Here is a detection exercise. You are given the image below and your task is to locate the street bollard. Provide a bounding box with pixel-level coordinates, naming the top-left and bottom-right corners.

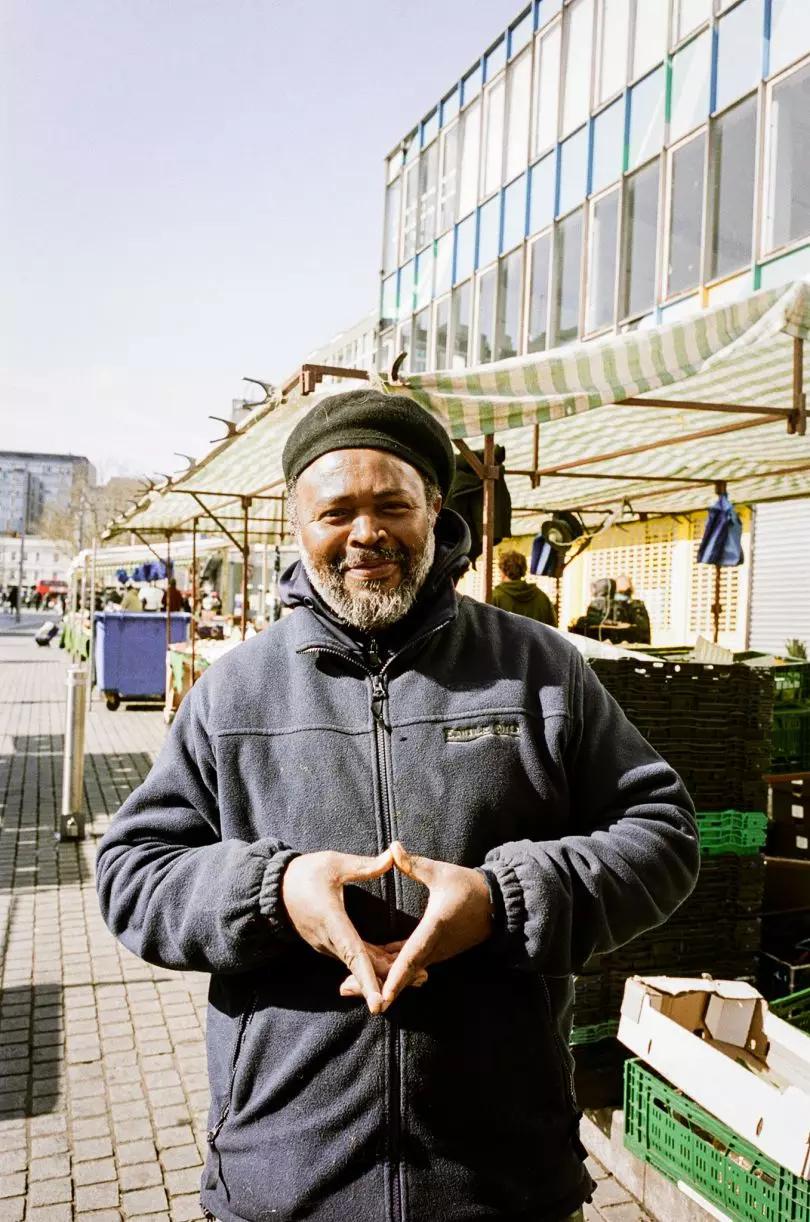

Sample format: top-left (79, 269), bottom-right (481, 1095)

top-left (60, 665), bottom-right (87, 840)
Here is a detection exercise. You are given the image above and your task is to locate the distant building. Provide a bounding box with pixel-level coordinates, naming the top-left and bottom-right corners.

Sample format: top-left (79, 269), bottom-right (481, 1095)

top-left (0, 452), bottom-right (95, 536)
top-left (0, 536), bottom-right (70, 589)
top-left (301, 309), bottom-right (380, 386)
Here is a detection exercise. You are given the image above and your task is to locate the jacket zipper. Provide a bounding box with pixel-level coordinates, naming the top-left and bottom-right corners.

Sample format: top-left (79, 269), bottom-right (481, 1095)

top-left (540, 975), bottom-right (578, 1116)
top-left (205, 993), bottom-right (258, 1186)
top-left (300, 619), bottom-right (453, 1222)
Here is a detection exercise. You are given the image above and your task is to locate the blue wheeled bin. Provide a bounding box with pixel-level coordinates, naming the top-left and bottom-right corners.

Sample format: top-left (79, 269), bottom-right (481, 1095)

top-left (94, 612), bottom-right (191, 710)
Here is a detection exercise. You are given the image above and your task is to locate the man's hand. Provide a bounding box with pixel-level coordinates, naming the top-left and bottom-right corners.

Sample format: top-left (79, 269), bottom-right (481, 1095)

top-left (379, 842), bottom-right (492, 1010)
top-left (282, 848), bottom-right (394, 1014)
top-left (339, 941), bottom-right (428, 1000)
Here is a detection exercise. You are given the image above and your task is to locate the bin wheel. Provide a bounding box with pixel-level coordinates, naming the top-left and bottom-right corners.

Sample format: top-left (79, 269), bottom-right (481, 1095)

top-left (104, 692), bottom-right (121, 711)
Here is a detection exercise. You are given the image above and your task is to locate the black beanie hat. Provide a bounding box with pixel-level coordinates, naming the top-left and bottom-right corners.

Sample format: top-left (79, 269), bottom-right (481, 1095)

top-left (282, 388), bottom-right (455, 499)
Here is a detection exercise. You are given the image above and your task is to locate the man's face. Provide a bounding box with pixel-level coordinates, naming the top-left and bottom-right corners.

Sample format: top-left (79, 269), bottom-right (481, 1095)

top-left (292, 448), bottom-right (441, 631)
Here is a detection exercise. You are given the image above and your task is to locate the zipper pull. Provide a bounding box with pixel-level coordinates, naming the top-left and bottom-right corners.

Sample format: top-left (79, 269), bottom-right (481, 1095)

top-left (371, 672), bottom-right (389, 728)
top-left (368, 637), bottom-right (382, 670)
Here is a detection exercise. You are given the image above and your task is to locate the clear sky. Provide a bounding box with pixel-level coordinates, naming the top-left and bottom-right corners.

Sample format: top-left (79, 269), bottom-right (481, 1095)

top-left (1, 0), bottom-right (523, 482)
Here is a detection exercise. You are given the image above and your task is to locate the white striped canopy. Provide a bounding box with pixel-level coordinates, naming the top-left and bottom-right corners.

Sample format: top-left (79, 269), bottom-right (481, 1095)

top-left (105, 282), bottom-right (810, 538)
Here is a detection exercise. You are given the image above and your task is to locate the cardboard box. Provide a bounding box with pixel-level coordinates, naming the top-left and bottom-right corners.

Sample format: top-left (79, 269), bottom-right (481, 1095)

top-left (618, 975), bottom-right (810, 1179)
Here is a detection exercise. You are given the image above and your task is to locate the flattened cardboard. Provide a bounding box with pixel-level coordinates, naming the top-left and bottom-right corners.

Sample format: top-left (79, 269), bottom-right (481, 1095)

top-left (618, 975), bottom-right (810, 1179)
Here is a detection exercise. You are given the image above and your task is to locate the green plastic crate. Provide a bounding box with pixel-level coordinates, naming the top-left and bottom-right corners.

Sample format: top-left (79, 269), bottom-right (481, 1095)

top-left (569, 1019), bottom-right (618, 1047)
top-left (696, 810), bottom-right (768, 857)
top-left (772, 709), bottom-right (810, 773)
top-left (771, 987), bottom-right (810, 1034)
top-left (773, 664), bottom-right (810, 706)
top-left (624, 1059), bottom-right (810, 1222)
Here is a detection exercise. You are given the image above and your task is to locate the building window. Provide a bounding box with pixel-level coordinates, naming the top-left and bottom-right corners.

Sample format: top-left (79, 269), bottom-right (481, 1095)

top-left (552, 208), bottom-right (584, 345)
top-left (399, 260), bottom-right (415, 322)
top-left (586, 188), bottom-right (620, 333)
top-left (477, 195), bottom-right (500, 269)
top-left (667, 132), bottom-right (706, 298)
top-left (415, 246), bottom-right (434, 311)
top-left (715, 0), bottom-right (763, 114)
top-left (598, 0), bottom-right (630, 105)
top-left (496, 249), bottom-right (523, 360)
top-left (628, 68), bottom-right (665, 169)
top-left (458, 99), bottom-right (482, 219)
top-left (505, 47), bottom-right (532, 183)
top-left (631, 0), bottom-right (668, 80)
top-left (398, 320), bottom-right (412, 374)
top-left (378, 328), bottom-right (396, 372)
top-left (438, 122), bottom-right (459, 233)
top-left (442, 86), bottom-right (460, 125)
top-left (533, 20), bottom-right (562, 156)
top-left (381, 274), bottom-right (398, 326)
top-left (510, 8), bottom-right (533, 56)
top-left (422, 109), bottom-right (439, 147)
top-left (450, 281), bottom-right (472, 367)
top-left (482, 78), bottom-right (506, 198)
top-left (462, 61), bottom-right (483, 106)
top-left (402, 163), bottom-right (419, 261)
top-left (529, 152), bottom-right (556, 235)
top-left (383, 178), bottom-right (401, 273)
top-left (455, 214), bottom-right (476, 282)
top-left (476, 268), bottom-right (497, 363)
top-left (706, 94), bottom-right (757, 281)
top-left (434, 297), bottom-right (450, 369)
top-left (485, 36), bottom-right (507, 81)
top-left (621, 158), bottom-right (660, 318)
top-left (435, 231), bottom-right (453, 298)
top-left (412, 308), bottom-right (430, 373)
top-left (764, 61), bottom-right (810, 253)
top-left (503, 173), bottom-right (527, 252)
top-left (562, 0), bottom-right (595, 135)
top-left (769, 0), bottom-right (810, 79)
top-left (417, 141), bottom-right (438, 249)
top-left (591, 98), bottom-right (625, 194)
top-left (670, 32), bottom-right (711, 143)
top-left (558, 125), bottom-right (589, 217)
top-left (674, 0), bottom-right (711, 42)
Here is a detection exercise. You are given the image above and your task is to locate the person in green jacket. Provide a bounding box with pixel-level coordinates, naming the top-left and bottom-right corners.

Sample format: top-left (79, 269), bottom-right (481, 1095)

top-left (491, 549), bottom-right (557, 625)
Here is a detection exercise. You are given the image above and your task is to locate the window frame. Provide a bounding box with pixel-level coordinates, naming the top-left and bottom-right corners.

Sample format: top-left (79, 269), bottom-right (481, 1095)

top-left (628, 0), bottom-right (672, 86)
top-left (550, 204), bottom-right (587, 346)
top-left (561, 0), bottom-right (597, 137)
top-left (494, 245), bottom-right (526, 361)
top-left (481, 70), bottom-right (508, 201)
top-left (761, 56), bottom-right (810, 259)
top-left (663, 126), bottom-right (709, 301)
top-left (532, 15), bottom-right (563, 159)
top-left (619, 155), bottom-right (664, 324)
top-left (704, 88), bottom-right (760, 287)
top-left (432, 294), bottom-right (451, 370)
top-left (449, 279), bottom-right (474, 368)
top-left (584, 183), bottom-right (623, 336)
top-left (596, 0), bottom-right (632, 107)
top-left (523, 227), bottom-right (555, 353)
top-left (473, 263), bottom-right (499, 364)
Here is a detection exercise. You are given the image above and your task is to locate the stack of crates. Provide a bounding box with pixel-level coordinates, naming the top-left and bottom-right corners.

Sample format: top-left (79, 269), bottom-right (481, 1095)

top-left (623, 987), bottom-right (810, 1221)
top-left (770, 662), bottom-right (810, 774)
top-left (570, 660), bottom-right (772, 1051)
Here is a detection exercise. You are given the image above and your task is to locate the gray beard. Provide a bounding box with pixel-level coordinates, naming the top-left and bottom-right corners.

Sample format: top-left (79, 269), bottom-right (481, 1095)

top-left (298, 531), bottom-right (436, 632)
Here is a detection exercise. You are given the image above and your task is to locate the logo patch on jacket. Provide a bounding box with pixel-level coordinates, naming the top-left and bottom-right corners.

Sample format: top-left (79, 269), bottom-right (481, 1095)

top-left (444, 722), bottom-right (520, 743)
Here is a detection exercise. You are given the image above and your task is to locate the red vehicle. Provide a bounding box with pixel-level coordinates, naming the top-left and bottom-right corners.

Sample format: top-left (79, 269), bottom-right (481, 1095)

top-left (36, 579), bottom-right (68, 600)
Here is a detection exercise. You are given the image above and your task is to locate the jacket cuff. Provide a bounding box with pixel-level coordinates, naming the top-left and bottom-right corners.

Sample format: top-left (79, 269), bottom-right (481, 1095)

top-left (258, 849), bottom-right (301, 936)
top-left (478, 861), bottom-right (527, 951)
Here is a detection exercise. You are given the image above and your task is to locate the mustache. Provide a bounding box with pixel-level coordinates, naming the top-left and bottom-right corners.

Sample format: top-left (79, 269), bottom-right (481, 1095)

top-left (334, 546), bottom-right (408, 574)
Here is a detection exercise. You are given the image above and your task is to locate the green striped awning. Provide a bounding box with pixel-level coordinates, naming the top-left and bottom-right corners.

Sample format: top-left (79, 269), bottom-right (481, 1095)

top-left (104, 281), bottom-right (810, 538)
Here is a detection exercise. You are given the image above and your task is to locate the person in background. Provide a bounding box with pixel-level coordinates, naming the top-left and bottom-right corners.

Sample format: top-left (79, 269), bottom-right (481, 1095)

top-left (140, 581), bottom-right (162, 612)
top-left (161, 577), bottom-right (184, 613)
top-left (491, 549), bottom-right (556, 624)
top-left (615, 574), bottom-right (651, 645)
top-left (120, 583), bottom-right (141, 612)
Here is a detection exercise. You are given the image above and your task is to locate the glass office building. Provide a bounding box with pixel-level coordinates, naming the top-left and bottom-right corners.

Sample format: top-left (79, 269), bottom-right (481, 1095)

top-left (378, 0), bottom-right (810, 375)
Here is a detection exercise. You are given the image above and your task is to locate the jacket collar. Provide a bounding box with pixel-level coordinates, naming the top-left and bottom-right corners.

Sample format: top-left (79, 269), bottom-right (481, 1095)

top-left (281, 509), bottom-right (471, 665)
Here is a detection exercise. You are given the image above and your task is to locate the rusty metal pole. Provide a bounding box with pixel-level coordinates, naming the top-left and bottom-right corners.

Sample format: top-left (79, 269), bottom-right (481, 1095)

top-left (482, 433), bottom-right (496, 604)
top-left (241, 497), bottom-right (251, 640)
top-left (191, 517), bottom-right (197, 686)
top-left (712, 565), bottom-right (722, 644)
top-left (793, 336), bottom-right (807, 435)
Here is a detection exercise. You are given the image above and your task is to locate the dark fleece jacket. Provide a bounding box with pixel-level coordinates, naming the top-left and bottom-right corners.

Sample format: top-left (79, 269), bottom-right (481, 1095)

top-left (95, 510), bottom-right (699, 1222)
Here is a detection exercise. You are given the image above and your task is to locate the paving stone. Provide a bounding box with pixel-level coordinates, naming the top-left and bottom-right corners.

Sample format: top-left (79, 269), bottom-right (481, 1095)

top-left (0, 1171), bottom-right (26, 1198)
top-left (0, 1197), bottom-right (24, 1222)
top-left (71, 1116), bottom-right (111, 1141)
top-left (29, 1154), bottom-right (71, 1181)
top-left (122, 1185), bottom-right (169, 1215)
top-left (170, 1195), bottom-right (205, 1221)
top-left (119, 1161), bottom-right (164, 1191)
top-left (28, 1205), bottom-right (74, 1222)
top-left (159, 1144), bottom-right (201, 1172)
top-left (75, 1212), bottom-right (121, 1222)
top-left (594, 1177), bottom-right (634, 1208)
top-left (28, 1176), bottom-right (73, 1206)
top-left (116, 1139), bottom-right (159, 1166)
top-left (156, 1126), bottom-right (194, 1151)
top-left (75, 1180), bottom-right (121, 1211)
top-left (0, 1149), bottom-right (27, 1174)
top-left (165, 1165), bottom-right (202, 1195)
top-left (31, 1134), bottom-right (70, 1158)
top-left (73, 1156), bottom-right (118, 1185)
top-left (72, 1135), bottom-right (114, 1162)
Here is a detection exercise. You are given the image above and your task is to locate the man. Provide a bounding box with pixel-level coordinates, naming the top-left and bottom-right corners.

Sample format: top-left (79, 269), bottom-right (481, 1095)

top-left (140, 580), bottom-right (162, 612)
top-left (120, 582), bottom-right (141, 612)
top-left (96, 389), bottom-right (698, 1222)
top-left (492, 549), bottom-right (556, 624)
top-left (162, 576), bottom-right (185, 613)
top-left (614, 574), bottom-right (651, 645)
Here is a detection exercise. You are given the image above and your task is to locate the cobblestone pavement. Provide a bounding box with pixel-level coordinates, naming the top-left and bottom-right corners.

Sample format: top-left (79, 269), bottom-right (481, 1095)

top-left (0, 615), bottom-right (651, 1221)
